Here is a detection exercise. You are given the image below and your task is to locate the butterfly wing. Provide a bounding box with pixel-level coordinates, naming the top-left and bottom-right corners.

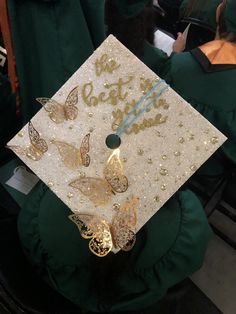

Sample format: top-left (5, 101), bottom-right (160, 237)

top-left (51, 140), bottom-right (81, 169)
top-left (111, 197), bottom-right (139, 251)
top-left (69, 214), bottom-right (112, 257)
top-left (28, 121), bottom-right (48, 153)
top-left (64, 86), bottom-right (79, 120)
top-left (69, 177), bottom-right (113, 206)
top-left (104, 152), bottom-right (128, 193)
top-left (80, 133), bottom-right (90, 167)
top-left (36, 98), bottom-right (66, 123)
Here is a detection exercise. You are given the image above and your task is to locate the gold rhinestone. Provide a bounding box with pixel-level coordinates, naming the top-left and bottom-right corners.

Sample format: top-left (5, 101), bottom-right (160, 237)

top-left (48, 181), bottom-right (54, 187)
top-left (89, 127), bottom-right (94, 132)
top-left (137, 148), bottom-right (144, 156)
top-left (161, 184), bottom-right (167, 191)
top-left (122, 157), bottom-right (127, 163)
top-left (190, 165), bottom-right (197, 171)
top-left (113, 203), bottom-right (120, 210)
top-left (17, 132), bottom-right (24, 137)
top-left (88, 112), bottom-right (93, 117)
top-left (162, 155), bottom-right (167, 160)
top-left (179, 137), bottom-right (185, 143)
top-left (174, 151), bottom-right (181, 156)
top-left (160, 168), bottom-right (168, 176)
top-left (154, 196), bottom-right (160, 202)
top-left (211, 136), bottom-right (219, 144)
top-left (67, 192), bottom-right (74, 199)
top-left (147, 158), bottom-right (153, 164)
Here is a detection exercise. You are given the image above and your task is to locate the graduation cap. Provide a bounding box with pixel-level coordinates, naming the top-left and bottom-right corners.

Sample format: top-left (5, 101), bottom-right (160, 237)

top-left (8, 35), bottom-right (226, 256)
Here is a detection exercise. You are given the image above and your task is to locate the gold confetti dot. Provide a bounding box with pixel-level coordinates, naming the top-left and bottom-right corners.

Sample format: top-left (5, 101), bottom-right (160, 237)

top-left (154, 196), bottom-right (160, 202)
top-left (67, 192), bottom-right (74, 199)
top-left (17, 132), bottom-right (24, 137)
top-left (162, 155), bottom-right (167, 160)
top-left (161, 184), bottom-right (167, 191)
top-left (113, 203), bottom-right (120, 210)
top-left (160, 168), bottom-right (168, 176)
top-left (179, 137), bottom-right (185, 143)
top-left (137, 148), bottom-right (144, 156)
top-left (211, 136), bottom-right (219, 144)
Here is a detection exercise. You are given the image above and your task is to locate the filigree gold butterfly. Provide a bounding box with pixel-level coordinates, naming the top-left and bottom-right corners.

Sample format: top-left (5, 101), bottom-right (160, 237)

top-left (36, 86), bottom-right (79, 123)
top-left (68, 197), bottom-right (139, 257)
top-left (7, 121), bottom-right (48, 161)
top-left (51, 133), bottom-right (90, 169)
top-left (69, 149), bottom-right (128, 206)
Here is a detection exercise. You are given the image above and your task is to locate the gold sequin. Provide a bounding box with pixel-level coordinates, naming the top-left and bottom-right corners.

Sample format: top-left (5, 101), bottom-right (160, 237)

top-left (159, 168), bottom-right (168, 176)
top-left (88, 112), bottom-right (94, 117)
top-left (67, 192), bottom-right (74, 198)
top-left (211, 136), bottom-right (219, 144)
top-left (137, 148), bottom-right (144, 156)
top-left (113, 203), bottom-right (120, 210)
top-left (48, 181), bottom-right (54, 187)
top-left (174, 151), bottom-right (181, 156)
top-left (179, 137), bottom-right (185, 143)
top-left (17, 132), bottom-right (24, 137)
top-left (190, 165), bottom-right (197, 171)
top-left (161, 184), bottom-right (167, 191)
top-left (78, 171), bottom-right (86, 178)
top-left (162, 155), bottom-right (167, 160)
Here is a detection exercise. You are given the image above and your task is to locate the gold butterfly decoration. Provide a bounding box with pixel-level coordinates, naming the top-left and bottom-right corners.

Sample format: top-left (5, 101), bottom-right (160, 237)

top-left (69, 149), bottom-right (128, 206)
top-left (51, 133), bottom-right (90, 169)
top-left (69, 197), bottom-right (139, 257)
top-left (36, 86), bottom-right (79, 123)
top-left (7, 121), bottom-right (48, 161)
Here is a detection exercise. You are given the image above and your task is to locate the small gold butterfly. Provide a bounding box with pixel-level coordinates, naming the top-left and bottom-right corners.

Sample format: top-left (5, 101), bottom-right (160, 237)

top-left (7, 121), bottom-right (48, 161)
top-left (36, 86), bottom-right (79, 123)
top-left (51, 133), bottom-right (90, 169)
top-left (69, 149), bottom-right (128, 206)
top-left (69, 197), bottom-right (139, 257)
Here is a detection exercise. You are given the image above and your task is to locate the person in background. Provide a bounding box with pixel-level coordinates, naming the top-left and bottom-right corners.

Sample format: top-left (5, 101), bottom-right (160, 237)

top-left (143, 0), bottom-right (236, 195)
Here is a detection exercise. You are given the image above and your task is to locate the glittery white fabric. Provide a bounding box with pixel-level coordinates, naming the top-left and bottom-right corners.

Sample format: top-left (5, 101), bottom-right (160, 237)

top-left (8, 35), bottom-right (226, 237)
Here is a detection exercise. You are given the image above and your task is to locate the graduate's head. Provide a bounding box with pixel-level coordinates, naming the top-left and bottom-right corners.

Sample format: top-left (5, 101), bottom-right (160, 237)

top-left (216, 0), bottom-right (236, 42)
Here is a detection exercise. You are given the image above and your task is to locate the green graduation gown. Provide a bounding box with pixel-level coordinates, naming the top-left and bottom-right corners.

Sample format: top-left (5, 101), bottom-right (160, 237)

top-left (5, 1), bottom-right (212, 312)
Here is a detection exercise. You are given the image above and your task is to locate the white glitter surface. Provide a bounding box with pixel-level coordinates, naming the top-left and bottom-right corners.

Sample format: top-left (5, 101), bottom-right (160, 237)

top-left (8, 35), bottom-right (226, 240)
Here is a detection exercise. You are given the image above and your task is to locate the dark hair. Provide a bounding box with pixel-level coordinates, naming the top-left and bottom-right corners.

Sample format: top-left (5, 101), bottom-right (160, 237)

top-left (218, 1), bottom-right (236, 42)
top-left (105, 0), bottom-right (155, 58)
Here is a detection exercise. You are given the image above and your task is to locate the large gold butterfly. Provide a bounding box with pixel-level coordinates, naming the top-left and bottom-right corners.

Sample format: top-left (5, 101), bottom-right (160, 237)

top-left (69, 197), bottom-right (139, 257)
top-left (36, 86), bottom-right (79, 123)
top-left (51, 133), bottom-right (90, 169)
top-left (69, 149), bottom-right (128, 206)
top-left (8, 121), bottom-right (48, 161)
